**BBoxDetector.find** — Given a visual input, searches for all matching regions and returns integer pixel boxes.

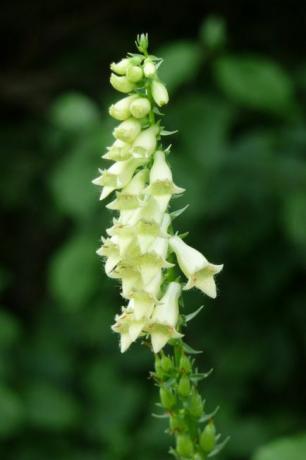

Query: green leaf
[25,382,80,430]
[253,434,306,460]
[0,386,24,437]
[214,55,294,113]
[49,233,99,310]
[157,41,202,91]
[49,93,100,131]
[200,16,226,50]
[0,309,21,348]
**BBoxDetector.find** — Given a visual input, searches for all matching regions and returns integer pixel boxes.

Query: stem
[153,334,217,459]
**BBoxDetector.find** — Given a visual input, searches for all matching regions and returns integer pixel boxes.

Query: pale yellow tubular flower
[149,282,183,353]
[113,118,142,144]
[102,139,132,162]
[131,125,159,159]
[110,73,135,93]
[92,158,143,200]
[109,95,138,121]
[169,235,223,298]
[111,306,146,353]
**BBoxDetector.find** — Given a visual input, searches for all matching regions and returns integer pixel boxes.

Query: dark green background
[1,2,306,459]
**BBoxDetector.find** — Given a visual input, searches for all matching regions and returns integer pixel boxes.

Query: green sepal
[183,342,203,355]
[185,305,205,322]
[199,406,220,423]
[207,436,230,457]
[170,205,189,220]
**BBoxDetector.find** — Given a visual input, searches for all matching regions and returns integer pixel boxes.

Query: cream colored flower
[110,73,135,93]
[151,80,169,107]
[169,235,223,298]
[149,282,183,353]
[147,150,185,211]
[132,126,159,159]
[102,139,131,162]
[92,158,142,200]
[113,118,142,144]
[111,306,146,352]
[109,95,137,121]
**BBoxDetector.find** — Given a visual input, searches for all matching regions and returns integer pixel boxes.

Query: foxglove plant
[93,34,228,459]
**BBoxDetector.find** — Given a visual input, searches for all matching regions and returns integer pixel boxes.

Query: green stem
[153,334,217,459]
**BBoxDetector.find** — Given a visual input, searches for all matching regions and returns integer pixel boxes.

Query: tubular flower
[94,34,227,460]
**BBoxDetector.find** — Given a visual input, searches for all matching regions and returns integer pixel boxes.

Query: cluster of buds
[93,34,223,356]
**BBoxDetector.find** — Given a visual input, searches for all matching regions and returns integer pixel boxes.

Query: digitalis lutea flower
[147,150,185,212]
[149,282,183,353]
[169,235,223,298]
[102,139,132,162]
[131,125,159,159]
[110,73,135,93]
[92,158,143,200]
[109,95,138,121]
[111,306,146,353]
[113,118,142,144]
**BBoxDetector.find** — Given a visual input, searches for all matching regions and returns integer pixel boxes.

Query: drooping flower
[149,282,183,353]
[169,235,223,298]
[151,80,169,107]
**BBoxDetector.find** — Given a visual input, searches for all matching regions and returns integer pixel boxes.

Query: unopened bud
[109,95,137,121]
[113,119,142,144]
[178,375,191,397]
[110,74,135,93]
[189,392,204,418]
[130,97,151,118]
[169,415,185,432]
[176,434,194,458]
[143,59,156,77]
[160,355,172,373]
[126,65,143,82]
[200,422,216,452]
[179,354,192,374]
[160,386,176,410]
[110,58,129,75]
[151,80,169,107]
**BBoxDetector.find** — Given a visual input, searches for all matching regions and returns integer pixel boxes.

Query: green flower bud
[189,392,204,418]
[110,73,135,93]
[113,118,142,144]
[176,434,194,458]
[143,58,156,77]
[178,375,191,397]
[169,415,185,432]
[109,95,137,121]
[110,58,130,75]
[160,386,176,410]
[160,355,172,373]
[154,356,163,376]
[130,97,151,118]
[200,422,216,452]
[179,354,192,374]
[126,65,143,82]
[151,80,169,107]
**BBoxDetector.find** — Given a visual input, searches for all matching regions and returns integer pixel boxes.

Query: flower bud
[152,80,169,107]
[189,391,204,418]
[126,64,143,82]
[132,126,158,159]
[160,386,176,410]
[179,355,192,374]
[113,118,142,144]
[143,58,156,77]
[109,95,137,121]
[178,375,191,397]
[160,355,172,373]
[129,97,151,119]
[200,422,216,452]
[110,73,135,93]
[169,415,186,432]
[110,58,129,75]
[176,434,194,458]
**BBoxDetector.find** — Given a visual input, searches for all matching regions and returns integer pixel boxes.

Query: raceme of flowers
[93,35,223,355]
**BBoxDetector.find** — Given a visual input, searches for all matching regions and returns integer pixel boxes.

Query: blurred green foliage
[1,15,306,460]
